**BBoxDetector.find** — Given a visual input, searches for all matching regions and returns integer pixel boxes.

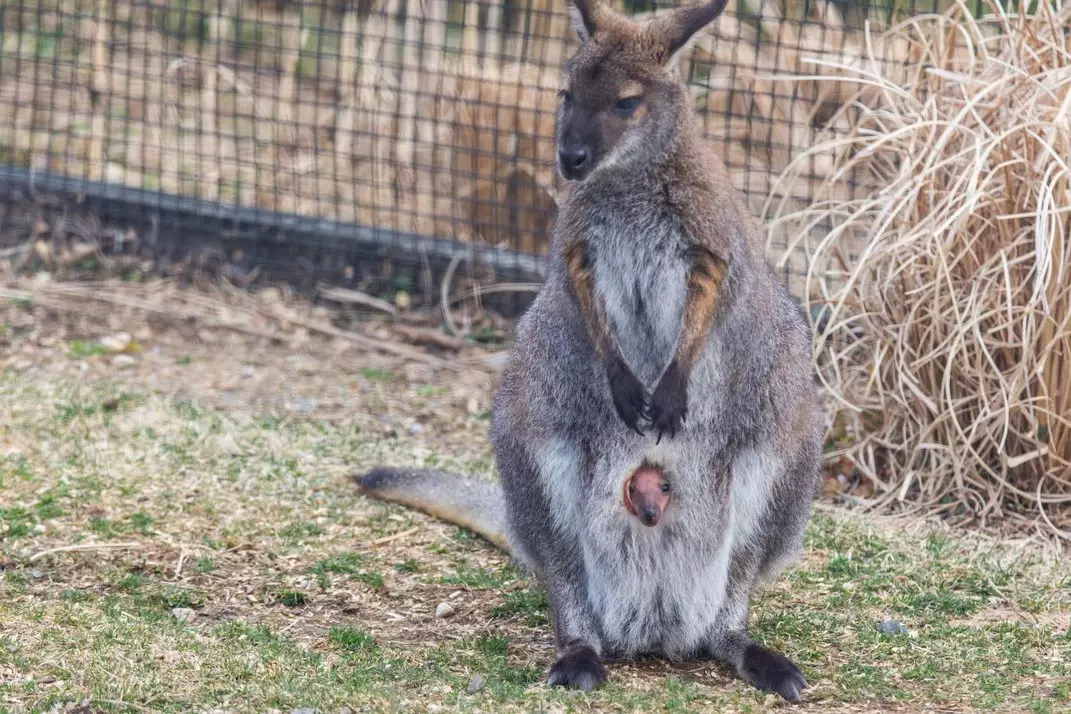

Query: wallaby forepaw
[608,362,647,435]
[741,643,807,703]
[648,362,688,441]
[547,646,607,692]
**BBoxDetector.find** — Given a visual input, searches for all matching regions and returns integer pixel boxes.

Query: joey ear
[658,0,729,68]
[567,0,599,43]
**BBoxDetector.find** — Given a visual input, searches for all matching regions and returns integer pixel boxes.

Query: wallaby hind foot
[741,644,808,703]
[546,644,608,692]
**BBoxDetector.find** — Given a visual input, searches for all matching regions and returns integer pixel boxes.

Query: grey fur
[355,468,507,550]
[356,0,823,702]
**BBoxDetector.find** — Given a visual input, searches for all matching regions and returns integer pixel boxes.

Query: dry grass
[770,0,1071,538]
[0,0,920,286]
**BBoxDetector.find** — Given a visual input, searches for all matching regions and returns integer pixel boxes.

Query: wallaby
[356,0,822,702]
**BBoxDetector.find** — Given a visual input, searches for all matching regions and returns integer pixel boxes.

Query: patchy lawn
[0,289,1069,713]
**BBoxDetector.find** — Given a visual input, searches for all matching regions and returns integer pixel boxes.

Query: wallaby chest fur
[564,171,692,387]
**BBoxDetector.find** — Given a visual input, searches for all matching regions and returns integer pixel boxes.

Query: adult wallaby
[356,0,822,702]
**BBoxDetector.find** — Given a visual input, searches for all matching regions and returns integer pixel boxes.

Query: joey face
[624,464,671,527]
[556,0,729,182]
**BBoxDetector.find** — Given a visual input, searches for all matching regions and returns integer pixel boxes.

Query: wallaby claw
[607,361,647,435]
[648,362,688,441]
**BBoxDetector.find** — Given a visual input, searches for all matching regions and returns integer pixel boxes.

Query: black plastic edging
[0,166,549,284]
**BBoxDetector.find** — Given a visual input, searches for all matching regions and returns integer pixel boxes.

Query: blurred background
[0,0,943,309]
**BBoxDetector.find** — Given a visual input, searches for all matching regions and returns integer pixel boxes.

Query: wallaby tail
[354,467,509,553]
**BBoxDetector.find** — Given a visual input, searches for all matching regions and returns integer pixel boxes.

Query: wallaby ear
[567,0,599,43]
[660,0,729,67]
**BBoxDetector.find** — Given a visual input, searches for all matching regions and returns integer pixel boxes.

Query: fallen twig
[391,324,463,351]
[369,526,421,546]
[318,284,398,316]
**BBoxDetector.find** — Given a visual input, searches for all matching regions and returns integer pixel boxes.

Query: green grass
[0,370,1068,712]
[67,339,109,359]
[277,589,309,607]
[361,367,394,382]
[328,625,377,653]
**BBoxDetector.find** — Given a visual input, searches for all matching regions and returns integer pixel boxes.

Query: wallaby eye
[660,482,671,493]
[559,90,572,103]
[613,96,642,117]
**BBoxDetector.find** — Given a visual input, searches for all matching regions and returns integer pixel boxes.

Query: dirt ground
[0,277,1068,713]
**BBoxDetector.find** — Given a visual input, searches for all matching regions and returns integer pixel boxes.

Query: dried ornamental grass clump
[773,0,1071,538]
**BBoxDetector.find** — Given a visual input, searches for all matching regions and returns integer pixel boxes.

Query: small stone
[100,332,132,353]
[466,675,486,694]
[171,607,196,623]
[113,354,137,369]
[289,709,320,714]
[878,619,909,635]
[408,422,424,434]
[242,366,256,378]
[293,397,318,413]
[394,290,411,310]
[30,569,43,579]
[434,602,455,619]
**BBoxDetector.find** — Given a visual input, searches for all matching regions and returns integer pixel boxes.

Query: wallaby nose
[640,507,660,527]
[558,147,590,178]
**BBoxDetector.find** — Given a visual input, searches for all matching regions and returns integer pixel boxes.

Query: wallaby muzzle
[556,102,599,181]
[557,127,597,180]
[558,145,592,180]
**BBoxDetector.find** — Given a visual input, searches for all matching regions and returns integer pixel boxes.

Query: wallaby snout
[558,144,592,180]
[639,505,661,527]
[556,91,603,181]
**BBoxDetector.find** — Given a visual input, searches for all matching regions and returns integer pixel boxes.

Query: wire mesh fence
[0,0,942,314]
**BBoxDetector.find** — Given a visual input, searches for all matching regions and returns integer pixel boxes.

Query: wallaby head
[623,463,671,527]
[556,0,727,181]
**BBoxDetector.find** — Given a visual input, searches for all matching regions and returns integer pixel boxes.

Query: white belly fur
[534,428,782,658]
